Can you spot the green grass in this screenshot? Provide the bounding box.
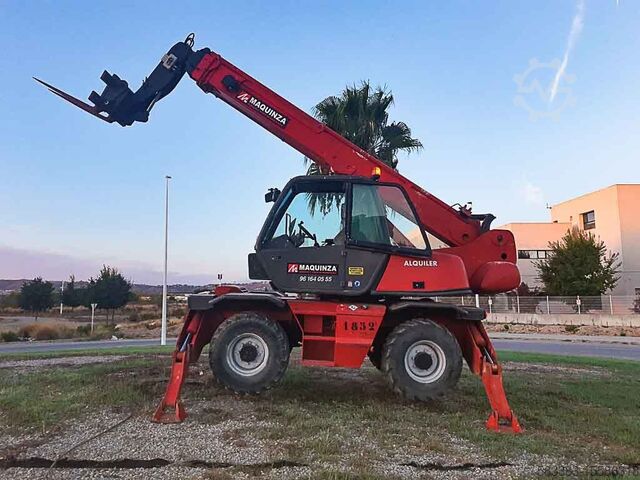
[0,348,638,472]
[242,352,640,466]
[0,357,166,431]
[499,350,640,374]
[0,345,174,361]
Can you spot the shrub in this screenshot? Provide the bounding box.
[89,325,117,340]
[1,331,20,342]
[76,325,92,336]
[128,311,141,322]
[140,312,157,321]
[18,323,74,341]
[564,324,580,334]
[502,324,510,331]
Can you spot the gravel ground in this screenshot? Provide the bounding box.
[1,402,621,480]
[501,361,609,377]
[0,356,126,370]
[0,402,520,480]
[0,358,636,479]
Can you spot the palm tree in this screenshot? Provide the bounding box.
[305,81,423,215]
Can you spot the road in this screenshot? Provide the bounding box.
[491,339,640,361]
[0,336,639,361]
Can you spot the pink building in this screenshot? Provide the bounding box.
[500,184,640,296]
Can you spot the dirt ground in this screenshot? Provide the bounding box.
[0,316,89,333]
[0,352,638,480]
[3,312,639,340]
[484,322,640,337]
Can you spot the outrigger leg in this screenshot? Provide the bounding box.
[152,334,192,423]
[445,319,522,433]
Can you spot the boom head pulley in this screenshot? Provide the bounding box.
[34,34,197,126]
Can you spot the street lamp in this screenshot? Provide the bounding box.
[59,280,65,315]
[161,175,171,346]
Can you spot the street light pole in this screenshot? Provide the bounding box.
[59,280,65,315]
[161,175,171,346]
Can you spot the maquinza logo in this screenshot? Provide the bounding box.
[513,58,576,121]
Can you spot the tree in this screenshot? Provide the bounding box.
[62,275,82,310]
[19,277,55,320]
[85,266,132,324]
[0,291,20,310]
[305,81,423,215]
[536,227,620,296]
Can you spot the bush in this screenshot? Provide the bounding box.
[128,311,141,322]
[76,325,92,336]
[18,323,74,341]
[89,325,117,340]
[564,324,580,334]
[140,312,157,321]
[1,331,20,342]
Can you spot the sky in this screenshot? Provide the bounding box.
[1,1,638,284]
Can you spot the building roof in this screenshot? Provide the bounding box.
[551,184,640,209]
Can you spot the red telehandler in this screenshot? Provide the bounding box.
[36,34,522,433]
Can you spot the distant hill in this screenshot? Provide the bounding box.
[0,279,269,295]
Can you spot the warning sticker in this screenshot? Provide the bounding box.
[348,266,364,276]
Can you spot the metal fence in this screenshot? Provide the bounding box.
[433,295,640,315]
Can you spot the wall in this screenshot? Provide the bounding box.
[551,185,623,268]
[499,222,570,287]
[551,185,639,295]
[502,185,639,296]
[616,185,640,295]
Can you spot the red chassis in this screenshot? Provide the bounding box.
[154,286,521,434]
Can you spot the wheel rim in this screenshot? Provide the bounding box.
[404,340,447,384]
[226,333,269,377]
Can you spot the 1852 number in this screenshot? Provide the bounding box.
[343,321,376,332]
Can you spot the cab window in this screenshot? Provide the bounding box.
[350,184,427,250]
[265,183,345,249]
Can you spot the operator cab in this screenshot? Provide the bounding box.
[248,175,431,296]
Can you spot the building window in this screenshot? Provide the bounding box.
[582,210,596,230]
[518,250,553,260]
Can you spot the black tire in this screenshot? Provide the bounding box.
[209,312,290,394]
[381,318,462,401]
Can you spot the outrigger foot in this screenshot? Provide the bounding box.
[480,359,522,433]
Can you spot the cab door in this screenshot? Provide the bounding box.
[254,178,347,294]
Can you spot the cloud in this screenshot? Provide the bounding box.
[0,246,219,285]
[520,181,545,206]
[549,0,585,103]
